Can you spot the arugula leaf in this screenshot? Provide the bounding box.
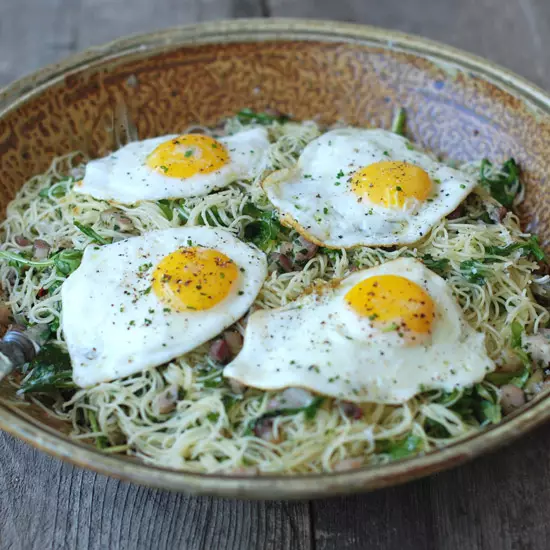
[244,396,325,435]
[449,385,502,426]
[485,235,545,261]
[391,107,407,136]
[236,108,290,126]
[86,408,108,450]
[479,399,502,424]
[486,368,530,388]
[510,320,531,367]
[156,199,187,222]
[460,260,490,284]
[53,249,83,276]
[38,177,72,199]
[19,344,75,393]
[74,221,110,245]
[0,250,54,270]
[157,200,174,221]
[378,433,423,459]
[0,248,82,276]
[243,205,283,251]
[479,158,521,208]
[422,254,450,276]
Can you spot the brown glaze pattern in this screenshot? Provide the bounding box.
[1,20,550,498]
[2,41,550,235]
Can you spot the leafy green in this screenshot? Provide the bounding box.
[391,107,407,136]
[236,108,290,126]
[19,344,75,393]
[243,204,283,250]
[86,408,108,450]
[378,433,423,459]
[479,158,521,208]
[448,384,502,427]
[222,394,241,413]
[52,249,83,276]
[74,221,110,245]
[157,200,174,221]
[422,254,450,276]
[156,199,187,222]
[485,235,545,261]
[459,260,490,285]
[38,178,72,199]
[486,368,529,388]
[0,248,82,276]
[244,396,325,435]
[510,320,531,367]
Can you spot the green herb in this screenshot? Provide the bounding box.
[244,396,325,435]
[53,249,83,276]
[86,408,108,450]
[243,203,284,251]
[381,322,399,332]
[510,320,531,367]
[207,412,220,422]
[378,433,423,459]
[0,248,83,277]
[479,158,521,208]
[447,384,502,427]
[156,199,187,222]
[459,259,490,285]
[74,221,110,245]
[486,368,529,388]
[184,149,193,157]
[157,200,174,221]
[391,107,407,136]
[236,108,290,126]
[203,375,224,388]
[38,177,72,199]
[485,235,545,261]
[19,344,75,393]
[222,394,241,412]
[422,254,450,276]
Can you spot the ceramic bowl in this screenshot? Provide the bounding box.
[1,19,550,499]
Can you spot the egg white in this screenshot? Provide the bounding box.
[224,258,495,403]
[62,227,267,387]
[262,128,477,248]
[76,127,270,204]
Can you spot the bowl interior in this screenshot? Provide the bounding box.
[1,20,550,498]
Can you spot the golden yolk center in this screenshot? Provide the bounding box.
[152,247,238,311]
[350,161,432,209]
[345,274,435,335]
[146,134,229,178]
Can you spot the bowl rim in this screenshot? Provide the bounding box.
[2,17,550,499]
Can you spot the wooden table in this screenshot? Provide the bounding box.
[1,1,550,548]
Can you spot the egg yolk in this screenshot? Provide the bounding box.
[350,161,432,209]
[345,274,435,336]
[146,134,229,178]
[152,247,238,311]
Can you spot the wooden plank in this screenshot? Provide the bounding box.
[0,0,264,87]
[312,424,550,550]
[267,0,550,90]
[0,432,312,549]
[313,426,550,550]
[0,0,82,85]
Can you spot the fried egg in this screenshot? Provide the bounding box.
[262,128,477,248]
[76,127,270,203]
[224,258,494,403]
[62,227,267,387]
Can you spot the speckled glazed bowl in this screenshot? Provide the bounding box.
[1,19,550,499]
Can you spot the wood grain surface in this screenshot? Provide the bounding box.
[2,1,550,548]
